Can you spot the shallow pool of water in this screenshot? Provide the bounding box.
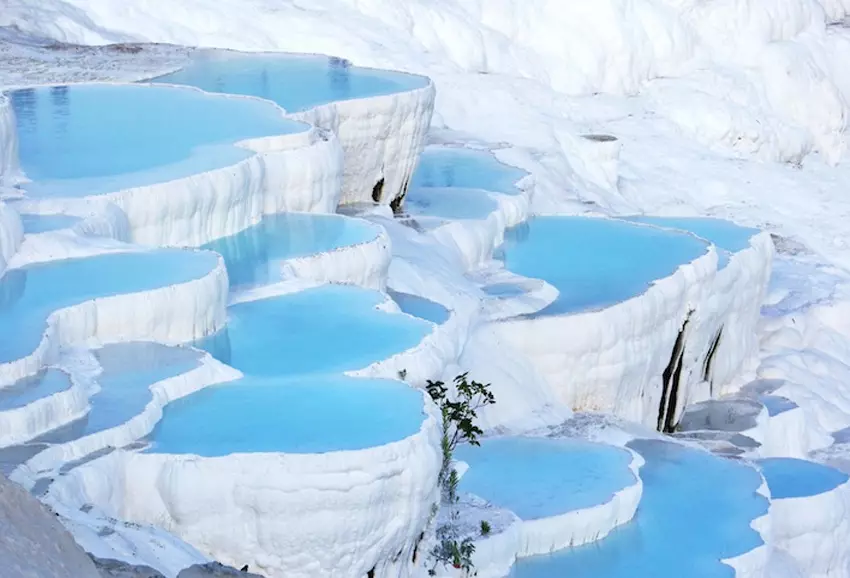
[152,52,428,113]
[499,217,709,316]
[623,217,760,269]
[36,343,203,443]
[196,285,432,376]
[148,374,425,456]
[508,440,768,578]
[759,458,849,499]
[12,84,304,197]
[0,249,219,364]
[410,148,526,195]
[203,213,376,289]
[405,186,498,221]
[0,369,72,411]
[389,290,449,324]
[455,437,635,519]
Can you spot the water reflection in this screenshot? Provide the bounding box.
[328,56,351,99]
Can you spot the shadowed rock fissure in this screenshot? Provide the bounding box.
[371,178,385,203]
[658,314,691,433]
[703,328,723,395]
[390,176,410,215]
[412,531,424,564]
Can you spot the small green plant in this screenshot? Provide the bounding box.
[479,520,491,537]
[424,373,495,576]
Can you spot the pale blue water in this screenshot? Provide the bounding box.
[389,290,449,324]
[455,437,635,519]
[759,395,798,417]
[0,370,71,411]
[195,285,432,375]
[0,250,219,364]
[405,186,498,220]
[508,440,768,578]
[152,52,428,113]
[12,84,305,197]
[19,213,81,233]
[624,217,759,253]
[498,217,709,316]
[36,343,203,443]
[148,374,425,456]
[411,148,526,195]
[759,458,849,499]
[624,217,760,269]
[203,213,376,289]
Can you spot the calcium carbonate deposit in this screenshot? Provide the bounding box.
[1,1,850,577]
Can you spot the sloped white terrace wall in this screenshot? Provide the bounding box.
[290,80,435,208]
[493,246,718,429]
[48,401,442,578]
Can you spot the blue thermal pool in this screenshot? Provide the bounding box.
[0,249,219,364]
[196,285,432,376]
[758,458,849,499]
[0,369,72,411]
[498,217,709,316]
[508,440,768,578]
[151,52,429,113]
[11,84,304,198]
[389,290,449,325]
[203,213,377,289]
[623,217,760,268]
[148,374,425,456]
[410,148,526,195]
[37,343,203,443]
[19,213,81,234]
[455,437,635,519]
[405,186,498,221]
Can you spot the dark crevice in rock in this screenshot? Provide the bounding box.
[703,327,723,395]
[412,531,424,564]
[367,567,375,578]
[390,177,410,215]
[658,313,691,433]
[371,178,385,203]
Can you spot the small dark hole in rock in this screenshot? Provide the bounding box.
[372,178,385,203]
[581,133,618,142]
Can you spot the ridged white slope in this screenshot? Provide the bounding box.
[684,231,775,405]
[291,80,435,207]
[493,238,718,428]
[11,351,241,484]
[13,112,344,249]
[493,223,774,430]
[767,476,850,578]
[47,395,442,578]
[0,93,21,186]
[0,371,88,447]
[425,186,530,271]
[280,218,392,291]
[0,200,23,277]
[0,251,228,387]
